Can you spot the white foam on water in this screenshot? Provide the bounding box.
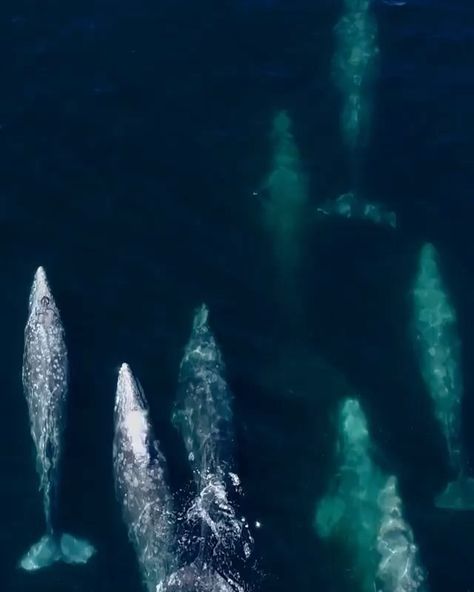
[376,477,426,592]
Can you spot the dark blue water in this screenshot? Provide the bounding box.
[1,0,474,590]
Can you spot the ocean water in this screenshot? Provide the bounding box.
[1,0,474,590]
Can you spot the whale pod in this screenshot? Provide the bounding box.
[173,304,234,485]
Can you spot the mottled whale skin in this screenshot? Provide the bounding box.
[21,266,94,571]
[376,477,427,592]
[413,243,474,510]
[173,304,234,487]
[262,109,309,311]
[333,0,379,150]
[172,305,253,589]
[162,563,239,592]
[113,309,253,592]
[113,363,176,592]
[264,111,308,234]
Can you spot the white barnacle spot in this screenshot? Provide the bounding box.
[229,472,240,488]
[124,409,148,459]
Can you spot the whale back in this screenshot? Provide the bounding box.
[173,305,234,483]
[113,364,176,592]
[164,564,240,592]
[22,267,68,529]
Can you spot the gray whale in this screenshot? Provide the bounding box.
[21,266,94,571]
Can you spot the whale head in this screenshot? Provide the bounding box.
[339,398,370,452]
[116,363,147,411]
[28,266,60,327]
[115,363,151,460]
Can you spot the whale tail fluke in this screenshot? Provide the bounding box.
[435,477,474,511]
[20,533,95,571]
[20,535,61,571]
[59,533,95,564]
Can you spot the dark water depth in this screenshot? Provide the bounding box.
[1,0,474,591]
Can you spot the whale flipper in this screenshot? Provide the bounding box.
[435,477,474,510]
[20,533,94,571]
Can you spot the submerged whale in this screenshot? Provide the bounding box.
[315,398,426,592]
[333,0,379,150]
[413,243,474,510]
[21,266,95,570]
[113,363,176,592]
[163,563,240,592]
[260,110,309,323]
[262,110,309,280]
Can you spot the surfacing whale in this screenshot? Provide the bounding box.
[172,305,254,587]
[173,304,233,484]
[113,307,254,592]
[113,363,176,592]
[21,266,94,571]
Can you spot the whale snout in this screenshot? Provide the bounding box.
[116,363,147,415]
[28,266,58,319]
[118,362,132,382]
[117,363,136,399]
[33,266,50,296]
